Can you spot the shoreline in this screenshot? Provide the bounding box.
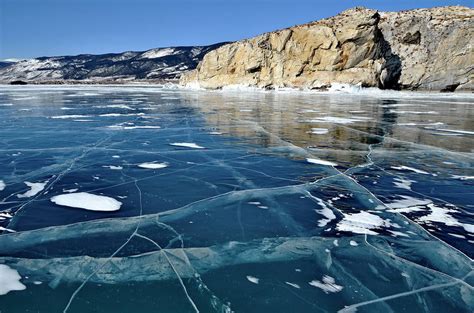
[1,83,473,99]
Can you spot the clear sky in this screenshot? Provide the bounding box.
[1,0,472,59]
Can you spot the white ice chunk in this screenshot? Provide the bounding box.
[389,110,439,114]
[418,204,473,233]
[170,142,205,149]
[0,180,5,191]
[306,158,337,167]
[17,181,47,198]
[51,115,91,119]
[349,240,358,246]
[121,126,161,130]
[336,211,390,235]
[102,165,123,170]
[451,175,474,180]
[309,116,370,124]
[138,162,168,169]
[50,192,122,212]
[385,196,431,213]
[309,128,329,135]
[436,129,474,135]
[62,188,78,193]
[0,264,26,295]
[285,282,300,289]
[0,226,15,233]
[393,177,415,190]
[309,195,336,227]
[246,276,259,284]
[391,166,429,175]
[309,275,343,293]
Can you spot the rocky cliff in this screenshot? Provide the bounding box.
[181,6,473,92]
[0,43,226,84]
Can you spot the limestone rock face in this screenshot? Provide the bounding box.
[378,6,473,91]
[181,6,473,91]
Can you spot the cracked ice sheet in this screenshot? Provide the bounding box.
[0,86,473,313]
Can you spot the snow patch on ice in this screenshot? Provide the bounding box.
[435,129,474,135]
[309,195,336,227]
[336,211,391,235]
[51,192,122,212]
[138,162,168,169]
[0,264,26,295]
[309,116,370,124]
[17,181,47,198]
[451,175,474,180]
[308,128,329,135]
[385,196,432,212]
[419,204,473,234]
[306,158,337,167]
[393,177,415,190]
[51,115,91,119]
[309,275,343,293]
[285,282,300,289]
[391,166,430,175]
[170,142,205,149]
[102,165,123,170]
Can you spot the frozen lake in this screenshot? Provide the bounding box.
[0,86,473,312]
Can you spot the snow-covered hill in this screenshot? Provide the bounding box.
[0,43,226,83]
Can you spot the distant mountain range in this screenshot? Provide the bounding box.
[0,43,226,84]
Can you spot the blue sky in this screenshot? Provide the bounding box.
[1,0,472,59]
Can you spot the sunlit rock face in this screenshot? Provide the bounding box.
[0,86,473,312]
[378,6,474,91]
[181,6,473,92]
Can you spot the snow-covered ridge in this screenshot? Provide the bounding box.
[0,43,227,83]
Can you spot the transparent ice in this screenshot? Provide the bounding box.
[0,86,473,312]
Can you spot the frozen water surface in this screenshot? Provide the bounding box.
[0,85,473,312]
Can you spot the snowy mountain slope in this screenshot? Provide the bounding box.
[0,43,226,83]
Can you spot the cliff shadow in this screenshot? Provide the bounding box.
[377,28,402,90]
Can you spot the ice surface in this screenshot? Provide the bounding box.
[50,192,122,212]
[0,86,473,313]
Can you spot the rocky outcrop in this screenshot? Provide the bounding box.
[0,43,226,84]
[181,6,473,92]
[378,6,473,91]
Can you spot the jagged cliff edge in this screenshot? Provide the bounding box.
[180,6,473,92]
